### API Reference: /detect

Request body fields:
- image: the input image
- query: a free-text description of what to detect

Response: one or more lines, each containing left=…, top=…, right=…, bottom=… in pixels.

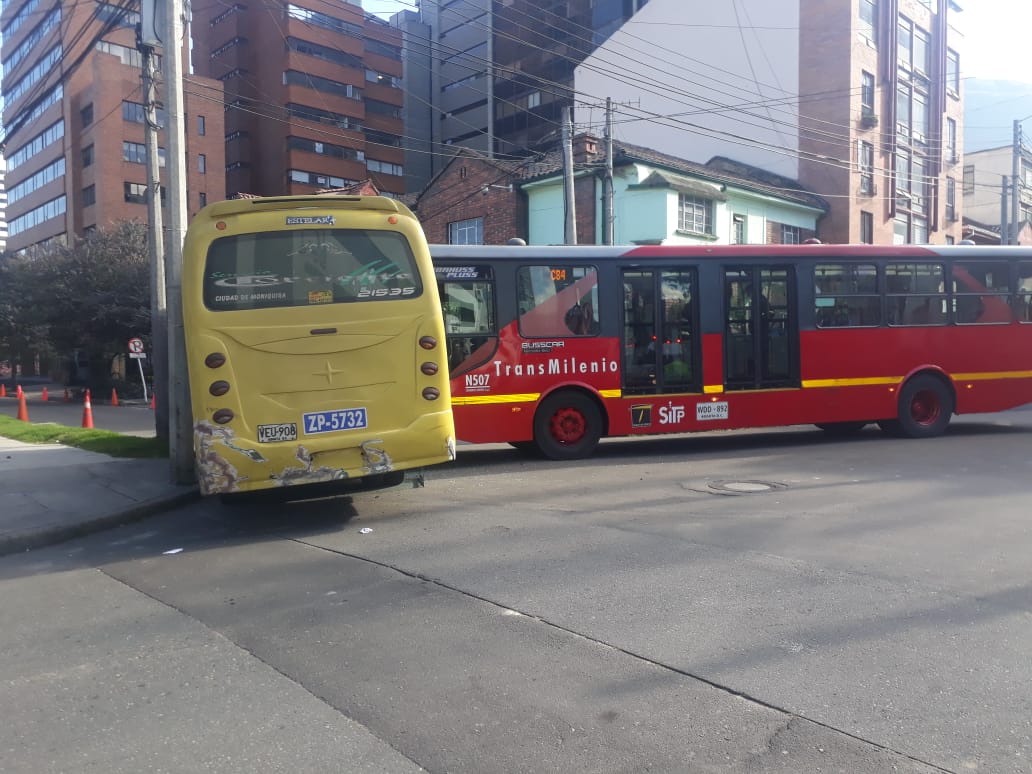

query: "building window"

left=781, top=225, right=801, bottom=244
left=945, top=235, right=954, bottom=245
left=946, top=177, right=956, bottom=221
left=860, top=211, right=874, bottom=244
left=946, top=49, right=960, bottom=96
left=123, top=141, right=146, bottom=164
left=859, top=0, right=877, bottom=44
left=81, top=103, right=94, bottom=126
left=896, top=17, right=912, bottom=69
left=913, top=27, right=930, bottom=77
left=896, top=151, right=928, bottom=214
left=123, top=100, right=145, bottom=123
left=962, top=165, right=975, bottom=194
left=859, top=140, right=875, bottom=194
left=861, top=71, right=875, bottom=115
left=448, top=217, right=483, bottom=245
left=199, top=192, right=207, bottom=207
left=912, top=90, right=929, bottom=142
left=367, top=158, right=403, bottom=176
left=82, top=185, right=96, bottom=207
left=677, top=194, right=714, bottom=235
left=198, top=154, right=206, bottom=174
left=946, top=118, right=957, bottom=163
left=197, top=115, right=206, bottom=135
left=82, top=144, right=94, bottom=167
left=732, top=214, right=746, bottom=244
left=6, top=119, right=64, bottom=171
left=124, top=182, right=147, bottom=204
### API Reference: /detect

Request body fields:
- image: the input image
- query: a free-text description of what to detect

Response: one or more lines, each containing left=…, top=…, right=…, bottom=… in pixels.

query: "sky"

left=363, top=0, right=1032, bottom=83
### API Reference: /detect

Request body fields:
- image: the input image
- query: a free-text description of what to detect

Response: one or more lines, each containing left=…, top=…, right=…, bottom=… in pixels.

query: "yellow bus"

left=181, top=195, right=455, bottom=497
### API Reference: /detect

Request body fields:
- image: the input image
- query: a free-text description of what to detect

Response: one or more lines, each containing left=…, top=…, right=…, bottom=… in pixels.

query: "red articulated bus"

left=431, top=243, right=1032, bottom=459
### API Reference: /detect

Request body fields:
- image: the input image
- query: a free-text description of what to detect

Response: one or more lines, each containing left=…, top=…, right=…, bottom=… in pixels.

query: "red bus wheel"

left=893, top=374, right=954, bottom=438
left=533, top=391, right=603, bottom=460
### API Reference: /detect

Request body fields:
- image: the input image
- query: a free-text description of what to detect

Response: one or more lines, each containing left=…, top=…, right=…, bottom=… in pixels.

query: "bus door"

left=723, top=267, right=798, bottom=390
left=435, top=264, right=498, bottom=376
left=621, top=268, right=698, bottom=393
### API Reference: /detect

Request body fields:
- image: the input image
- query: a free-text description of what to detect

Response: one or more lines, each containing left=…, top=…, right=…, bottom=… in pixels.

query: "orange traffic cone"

left=82, top=389, right=95, bottom=429
left=150, top=391, right=156, bottom=410
left=16, top=387, right=29, bottom=422
left=41, top=386, right=49, bottom=401
left=0, top=383, right=6, bottom=397
left=110, top=388, right=119, bottom=407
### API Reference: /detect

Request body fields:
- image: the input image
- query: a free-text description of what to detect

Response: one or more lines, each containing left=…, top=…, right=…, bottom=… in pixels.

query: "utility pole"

left=1001, top=175, right=1010, bottom=246
left=163, top=0, right=193, bottom=484
left=1012, top=120, right=1022, bottom=245
left=604, top=97, right=615, bottom=245
left=138, top=34, right=168, bottom=443
left=562, top=106, right=577, bottom=245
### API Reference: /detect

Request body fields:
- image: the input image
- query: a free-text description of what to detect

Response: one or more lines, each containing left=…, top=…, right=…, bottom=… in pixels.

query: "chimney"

left=573, top=134, right=599, bottom=163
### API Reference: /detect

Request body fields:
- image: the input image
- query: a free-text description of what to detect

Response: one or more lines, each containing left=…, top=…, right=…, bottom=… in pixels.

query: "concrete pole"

left=563, top=106, right=577, bottom=245
left=141, top=44, right=168, bottom=443
left=1012, top=120, right=1021, bottom=245
left=1001, top=176, right=1009, bottom=246
left=163, top=0, right=194, bottom=483
left=604, top=97, right=615, bottom=245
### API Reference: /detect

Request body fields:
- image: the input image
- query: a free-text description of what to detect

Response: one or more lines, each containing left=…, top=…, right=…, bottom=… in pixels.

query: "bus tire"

left=890, top=374, right=954, bottom=438
left=533, top=391, right=603, bottom=460
left=815, top=421, right=868, bottom=435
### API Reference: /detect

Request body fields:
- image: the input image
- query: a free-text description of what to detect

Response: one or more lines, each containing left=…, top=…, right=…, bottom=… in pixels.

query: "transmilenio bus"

left=182, top=196, right=455, bottom=496
left=432, top=243, right=1032, bottom=459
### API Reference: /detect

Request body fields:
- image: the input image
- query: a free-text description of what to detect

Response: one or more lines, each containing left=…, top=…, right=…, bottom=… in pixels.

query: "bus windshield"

left=204, top=229, right=422, bottom=311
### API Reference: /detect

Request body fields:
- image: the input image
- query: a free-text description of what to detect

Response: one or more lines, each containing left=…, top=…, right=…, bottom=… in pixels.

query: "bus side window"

left=441, top=279, right=498, bottom=375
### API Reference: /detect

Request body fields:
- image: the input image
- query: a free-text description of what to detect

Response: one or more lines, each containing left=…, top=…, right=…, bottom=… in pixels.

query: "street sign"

left=127, top=338, right=148, bottom=402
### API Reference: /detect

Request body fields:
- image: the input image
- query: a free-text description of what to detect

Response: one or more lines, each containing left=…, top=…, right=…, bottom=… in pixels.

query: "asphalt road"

left=2, top=409, right=1031, bottom=772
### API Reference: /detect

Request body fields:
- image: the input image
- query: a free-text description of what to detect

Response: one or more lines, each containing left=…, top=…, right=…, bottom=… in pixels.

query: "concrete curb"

left=0, top=488, right=201, bottom=557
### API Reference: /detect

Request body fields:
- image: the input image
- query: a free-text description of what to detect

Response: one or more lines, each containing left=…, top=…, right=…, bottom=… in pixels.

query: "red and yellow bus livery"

left=432, top=243, right=1032, bottom=459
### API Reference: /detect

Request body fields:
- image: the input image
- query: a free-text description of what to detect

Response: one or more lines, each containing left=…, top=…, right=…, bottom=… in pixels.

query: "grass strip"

left=0, top=415, right=167, bottom=458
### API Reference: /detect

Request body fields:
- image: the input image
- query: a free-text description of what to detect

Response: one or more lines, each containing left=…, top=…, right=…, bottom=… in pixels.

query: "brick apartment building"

left=570, top=0, right=964, bottom=245
left=191, top=1, right=407, bottom=199
left=797, top=0, right=963, bottom=244
left=0, top=0, right=225, bottom=254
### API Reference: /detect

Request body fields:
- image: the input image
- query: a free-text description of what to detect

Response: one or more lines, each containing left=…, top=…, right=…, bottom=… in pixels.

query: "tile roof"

left=519, top=136, right=828, bottom=212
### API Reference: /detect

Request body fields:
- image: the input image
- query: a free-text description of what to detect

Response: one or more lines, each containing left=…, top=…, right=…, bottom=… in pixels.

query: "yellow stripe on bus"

left=453, top=371, right=1032, bottom=407
left=953, top=370, right=1032, bottom=381
left=452, top=393, right=541, bottom=406
left=801, top=377, right=902, bottom=389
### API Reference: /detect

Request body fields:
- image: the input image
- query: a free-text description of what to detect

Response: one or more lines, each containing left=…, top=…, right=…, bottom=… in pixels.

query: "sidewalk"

left=0, top=386, right=198, bottom=555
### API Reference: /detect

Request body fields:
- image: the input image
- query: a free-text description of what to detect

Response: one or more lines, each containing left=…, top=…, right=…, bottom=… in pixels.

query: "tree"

left=0, top=251, right=51, bottom=383
left=2, top=221, right=151, bottom=392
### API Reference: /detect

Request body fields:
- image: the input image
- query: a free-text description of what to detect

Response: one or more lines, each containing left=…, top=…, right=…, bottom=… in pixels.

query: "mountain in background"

left=965, top=79, right=1032, bottom=153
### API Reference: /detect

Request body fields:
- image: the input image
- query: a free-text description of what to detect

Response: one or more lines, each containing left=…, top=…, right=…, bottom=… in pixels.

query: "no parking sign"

left=127, top=337, right=148, bottom=401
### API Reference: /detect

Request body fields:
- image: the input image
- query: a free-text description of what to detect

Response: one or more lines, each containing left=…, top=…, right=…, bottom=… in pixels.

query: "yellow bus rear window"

left=203, top=228, right=423, bottom=310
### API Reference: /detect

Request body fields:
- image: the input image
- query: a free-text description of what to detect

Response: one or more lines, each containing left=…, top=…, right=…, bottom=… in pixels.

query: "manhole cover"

left=683, top=479, right=788, bottom=496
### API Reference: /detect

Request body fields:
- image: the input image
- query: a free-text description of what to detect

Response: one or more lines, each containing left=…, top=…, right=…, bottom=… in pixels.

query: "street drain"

left=683, top=479, right=788, bottom=496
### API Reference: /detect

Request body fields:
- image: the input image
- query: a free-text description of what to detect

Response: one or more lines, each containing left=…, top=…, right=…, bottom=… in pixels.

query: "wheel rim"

left=549, top=406, right=586, bottom=445
left=909, top=389, right=941, bottom=426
